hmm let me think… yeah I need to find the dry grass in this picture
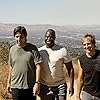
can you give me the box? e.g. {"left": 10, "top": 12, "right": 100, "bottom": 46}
{"left": 0, "top": 58, "right": 79, "bottom": 100}
{"left": 0, "top": 64, "right": 12, "bottom": 100}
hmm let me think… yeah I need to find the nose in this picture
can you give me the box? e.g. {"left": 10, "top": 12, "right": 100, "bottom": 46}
{"left": 47, "top": 37, "right": 51, "bottom": 41}
{"left": 17, "top": 37, "right": 21, "bottom": 41}
{"left": 84, "top": 44, "right": 89, "bottom": 49}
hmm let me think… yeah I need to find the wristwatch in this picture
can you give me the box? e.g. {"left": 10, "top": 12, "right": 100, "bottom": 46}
{"left": 35, "top": 81, "right": 40, "bottom": 84}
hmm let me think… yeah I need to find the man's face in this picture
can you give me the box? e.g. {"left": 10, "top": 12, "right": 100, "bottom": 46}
{"left": 14, "top": 32, "right": 26, "bottom": 47}
{"left": 45, "top": 32, "right": 55, "bottom": 48}
{"left": 82, "top": 38, "right": 95, "bottom": 54}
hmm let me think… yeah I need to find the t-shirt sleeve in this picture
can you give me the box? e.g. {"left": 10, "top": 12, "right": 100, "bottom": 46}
{"left": 32, "top": 47, "right": 43, "bottom": 65}
{"left": 62, "top": 48, "right": 72, "bottom": 63}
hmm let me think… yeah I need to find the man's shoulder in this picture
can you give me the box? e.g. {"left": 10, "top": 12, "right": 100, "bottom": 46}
{"left": 79, "top": 54, "right": 86, "bottom": 59}
{"left": 27, "top": 42, "right": 36, "bottom": 47}
{"left": 96, "top": 49, "right": 100, "bottom": 55}
{"left": 27, "top": 43, "right": 37, "bottom": 50}
{"left": 52, "top": 44, "right": 63, "bottom": 50}
{"left": 38, "top": 45, "right": 46, "bottom": 51}
{"left": 10, "top": 45, "right": 16, "bottom": 50}
{"left": 79, "top": 54, "right": 88, "bottom": 64}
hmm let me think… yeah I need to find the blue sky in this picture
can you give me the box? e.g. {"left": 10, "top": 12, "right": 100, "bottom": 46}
{"left": 0, "top": 0, "right": 100, "bottom": 25}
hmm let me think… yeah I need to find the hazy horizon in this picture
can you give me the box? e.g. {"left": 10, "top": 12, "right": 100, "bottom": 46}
{"left": 0, "top": 0, "right": 100, "bottom": 25}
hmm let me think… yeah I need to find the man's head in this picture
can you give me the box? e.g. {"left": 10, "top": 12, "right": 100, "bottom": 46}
{"left": 81, "top": 33, "right": 96, "bottom": 54}
{"left": 45, "top": 29, "right": 56, "bottom": 48}
{"left": 81, "top": 33, "right": 96, "bottom": 45}
{"left": 13, "top": 26, "right": 27, "bottom": 37}
{"left": 13, "top": 26, "right": 27, "bottom": 47}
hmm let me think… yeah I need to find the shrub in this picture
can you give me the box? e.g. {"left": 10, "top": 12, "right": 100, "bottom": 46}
{"left": 0, "top": 41, "right": 10, "bottom": 64}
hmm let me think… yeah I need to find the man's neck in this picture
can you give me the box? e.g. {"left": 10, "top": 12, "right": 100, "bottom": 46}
{"left": 46, "top": 43, "right": 55, "bottom": 48}
{"left": 86, "top": 49, "right": 96, "bottom": 58}
{"left": 16, "top": 43, "right": 27, "bottom": 48}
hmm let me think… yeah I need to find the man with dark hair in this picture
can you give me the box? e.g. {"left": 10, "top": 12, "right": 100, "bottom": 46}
{"left": 38, "top": 29, "right": 74, "bottom": 100}
{"left": 7, "top": 26, "right": 42, "bottom": 100}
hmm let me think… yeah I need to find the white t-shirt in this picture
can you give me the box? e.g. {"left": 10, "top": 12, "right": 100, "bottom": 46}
{"left": 38, "top": 44, "right": 72, "bottom": 86}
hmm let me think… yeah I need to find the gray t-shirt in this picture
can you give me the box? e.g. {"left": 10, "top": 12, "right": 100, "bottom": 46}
{"left": 9, "top": 43, "right": 42, "bottom": 89}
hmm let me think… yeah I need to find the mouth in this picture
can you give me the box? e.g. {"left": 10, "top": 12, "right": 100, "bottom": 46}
{"left": 18, "top": 42, "right": 21, "bottom": 44}
{"left": 17, "top": 42, "right": 22, "bottom": 45}
{"left": 46, "top": 40, "right": 52, "bottom": 43}
{"left": 85, "top": 48, "right": 91, "bottom": 51}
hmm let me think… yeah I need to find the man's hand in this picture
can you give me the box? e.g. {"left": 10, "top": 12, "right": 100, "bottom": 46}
{"left": 33, "top": 83, "right": 40, "bottom": 96}
{"left": 6, "top": 83, "right": 11, "bottom": 94}
{"left": 69, "top": 87, "right": 74, "bottom": 97}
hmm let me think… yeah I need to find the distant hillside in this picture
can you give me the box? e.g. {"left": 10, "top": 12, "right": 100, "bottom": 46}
{"left": 0, "top": 23, "right": 100, "bottom": 57}
{"left": 0, "top": 23, "right": 100, "bottom": 36}
{"left": 0, "top": 23, "right": 100, "bottom": 42}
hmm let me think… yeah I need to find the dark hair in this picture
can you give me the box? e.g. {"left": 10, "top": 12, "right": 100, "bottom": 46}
{"left": 45, "top": 29, "right": 56, "bottom": 38}
{"left": 13, "top": 26, "right": 27, "bottom": 37}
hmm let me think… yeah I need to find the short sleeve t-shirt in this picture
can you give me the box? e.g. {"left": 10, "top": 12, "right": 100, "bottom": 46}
{"left": 9, "top": 43, "right": 42, "bottom": 89}
{"left": 39, "top": 44, "right": 72, "bottom": 86}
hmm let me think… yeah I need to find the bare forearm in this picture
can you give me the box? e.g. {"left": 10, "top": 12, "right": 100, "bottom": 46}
{"left": 66, "top": 62, "right": 74, "bottom": 88}
{"left": 77, "top": 59, "right": 83, "bottom": 99}
{"left": 36, "top": 64, "right": 41, "bottom": 82}
{"left": 6, "top": 66, "right": 12, "bottom": 93}
{"left": 77, "top": 79, "right": 83, "bottom": 98}
{"left": 7, "top": 66, "right": 12, "bottom": 85}
{"left": 69, "top": 68, "right": 74, "bottom": 88}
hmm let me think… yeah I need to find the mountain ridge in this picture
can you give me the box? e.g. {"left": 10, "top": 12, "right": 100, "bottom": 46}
{"left": 0, "top": 23, "right": 100, "bottom": 34}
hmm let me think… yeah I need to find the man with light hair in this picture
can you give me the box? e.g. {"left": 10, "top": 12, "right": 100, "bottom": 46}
{"left": 77, "top": 33, "right": 100, "bottom": 100}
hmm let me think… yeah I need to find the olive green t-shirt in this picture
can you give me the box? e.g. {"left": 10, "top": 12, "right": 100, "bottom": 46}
{"left": 9, "top": 43, "right": 42, "bottom": 89}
